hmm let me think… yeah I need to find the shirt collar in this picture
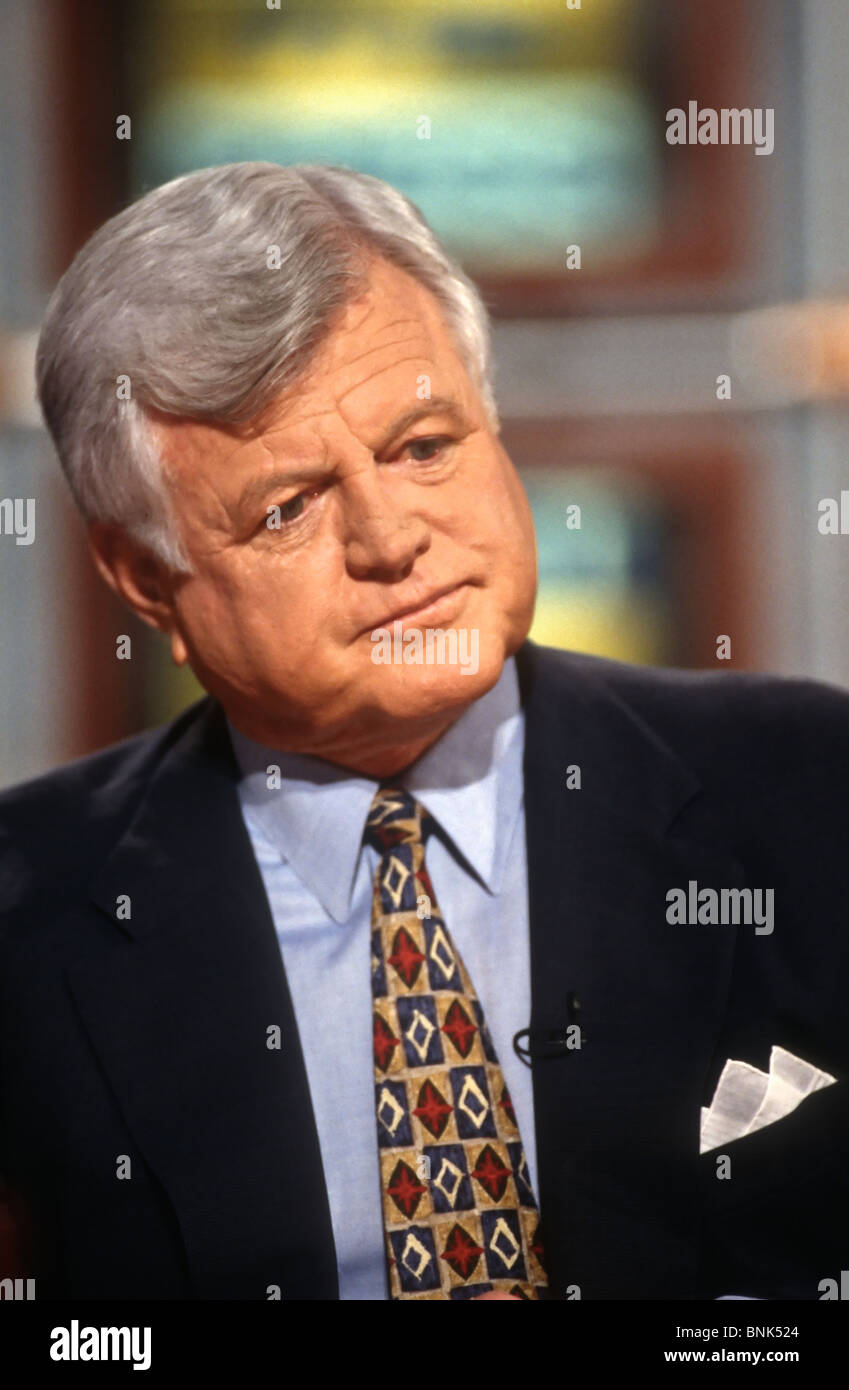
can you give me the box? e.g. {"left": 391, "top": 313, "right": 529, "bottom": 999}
{"left": 226, "top": 657, "right": 525, "bottom": 924}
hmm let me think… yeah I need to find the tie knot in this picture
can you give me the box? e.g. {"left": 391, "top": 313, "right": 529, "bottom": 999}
{"left": 363, "top": 786, "right": 431, "bottom": 853}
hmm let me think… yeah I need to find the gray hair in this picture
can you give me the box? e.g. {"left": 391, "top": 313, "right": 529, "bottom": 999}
{"left": 35, "top": 162, "right": 498, "bottom": 573}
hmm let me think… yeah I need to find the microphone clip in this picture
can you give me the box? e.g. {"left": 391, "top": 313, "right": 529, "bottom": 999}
{"left": 512, "top": 993, "right": 584, "bottom": 1068}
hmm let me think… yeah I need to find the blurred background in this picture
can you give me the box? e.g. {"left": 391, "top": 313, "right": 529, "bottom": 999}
{"left": 2, "top": 0, "right": 849, "bottom": 788}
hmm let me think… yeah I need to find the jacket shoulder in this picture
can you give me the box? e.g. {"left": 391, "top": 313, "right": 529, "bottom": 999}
{"left": 0, "top": 697, "right": 213, "bottom": 905}
{"left": 522, "top": 643, "right": 849, "bottom": 777}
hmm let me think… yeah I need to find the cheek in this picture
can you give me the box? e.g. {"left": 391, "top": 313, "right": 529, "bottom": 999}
{"left": 178, "top": 572, "right": 236, "bottom": 634}
{"left": 175, "top": 578, "right": 256, "bottom": 678}
{"left": 498, "top": 459, "right": 536, "bottom": 554}
{"left": 469, "top": 454, "right": 536, "bottom": 559}
{"left": 178, "top": 553, "right": 342, "bottom": 668}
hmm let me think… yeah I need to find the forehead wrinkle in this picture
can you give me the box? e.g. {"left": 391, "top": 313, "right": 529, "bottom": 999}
{"left": 359, "top": 313, "right": 434, "bottom": 341}
{"left": 341, "top": 287, "right": 423, "bottom": 331}
{"left": 252, "top": 427, "right": 330, "bottom": 472}
{"left": 326, "top": 328, "right": 433, "bottom": 379}
{"left": 251, "top": 329, "right": 433, "bottom": 442}
{"left": 258, "top": 402, "right": 337, "bottom": 439}
{"left": 158, "top": 427, "right": 241, "bottom": 486}
{"left": 336, "top": 354, "right": 439, "bottom": 411}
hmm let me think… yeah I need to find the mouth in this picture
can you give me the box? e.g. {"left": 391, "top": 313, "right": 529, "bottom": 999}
{"left": 362, "top": 582, "right": 472, "bottom": 635}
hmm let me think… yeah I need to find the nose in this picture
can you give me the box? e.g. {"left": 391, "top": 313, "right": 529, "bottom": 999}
{"left": 341, "top": 462, "right": 431, "bottom": 582}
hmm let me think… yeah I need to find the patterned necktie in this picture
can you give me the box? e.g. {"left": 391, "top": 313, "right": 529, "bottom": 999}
{"left": 365, "top": 785, "right": 548, "bottom": 1300}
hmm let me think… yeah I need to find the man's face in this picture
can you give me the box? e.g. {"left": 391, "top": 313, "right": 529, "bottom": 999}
{"left": 147, "top": 256, "right": 538, "bottom": 771}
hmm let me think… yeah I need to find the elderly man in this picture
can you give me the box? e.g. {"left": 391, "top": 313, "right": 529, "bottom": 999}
{"left": 1, "top": 163, "right": 848, "bottom": 1303}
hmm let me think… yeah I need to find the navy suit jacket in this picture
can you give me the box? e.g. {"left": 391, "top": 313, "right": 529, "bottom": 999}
{"left": 1, "top": 641, "right": 848, "bottom": 1299}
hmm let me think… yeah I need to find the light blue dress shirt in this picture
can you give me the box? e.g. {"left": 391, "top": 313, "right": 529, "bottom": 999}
{"left": 227, "top": 657, "right": 537, "bottom": 1300}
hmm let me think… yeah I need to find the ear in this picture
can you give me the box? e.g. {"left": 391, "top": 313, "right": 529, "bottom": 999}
{"left": 87, "top": 521, "right": 190, "bottom": 666}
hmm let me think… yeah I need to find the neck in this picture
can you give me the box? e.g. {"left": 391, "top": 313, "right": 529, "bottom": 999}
{"left": 226, "top": 703, "right": 469, "bottom": 778}
{"left": 324, "top": 731, "right": 448, "bottom": 779}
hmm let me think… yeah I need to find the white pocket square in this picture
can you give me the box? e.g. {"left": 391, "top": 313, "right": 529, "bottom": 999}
{"left": 700, "top": 1045, "right": 836, "bottom": 1153}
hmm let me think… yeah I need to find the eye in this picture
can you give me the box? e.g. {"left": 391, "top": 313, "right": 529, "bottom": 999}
{"left": 261, "top": 491, "right": 310, "bottom": 533}
{"left": 403, "top": 435, "right": 449, "bottom": 462}
{"left": 277, "top": 494, "right": 306, "bottom": 522}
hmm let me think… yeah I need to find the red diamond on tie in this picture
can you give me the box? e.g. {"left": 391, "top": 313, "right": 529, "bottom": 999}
{"left": 386, "top": 1161, "right": 427, "bottom": 1218}
{"left": 471, "top": 1145, "right": 512, "bottom": 1201}
{"left": 387, "top": 927, "right": 425, "bottom": 988}
{"left": 441, "top": 1225, "right": 485, "bottom": 1279}
{"left": 440, "top": 998, "right": 478, "bottom": 1057}
{"left": 412, "top": 1079, "right": 453, "bottom": 1138}
{"left": 373, "top": 1014, "right": 400, "bottom": 1072}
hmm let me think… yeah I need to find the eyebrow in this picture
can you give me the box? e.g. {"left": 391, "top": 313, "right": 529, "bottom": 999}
{"left": 236, "top": 466, "right": 323, "bottom": 517}
{"left": 235, "top": 395, "right": 469, "bottom": 514}
{"left": 375, "top": 396, "right": 467, "bottom": 449}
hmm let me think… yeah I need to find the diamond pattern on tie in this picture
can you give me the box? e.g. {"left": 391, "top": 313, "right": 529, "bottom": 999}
{"left": 364, "top": 785, "right": 548, "bottom": 1300}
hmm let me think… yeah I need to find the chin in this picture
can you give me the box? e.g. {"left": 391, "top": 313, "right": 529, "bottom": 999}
{"left": 364, "top": 635, "right": 506, "bottom": 720}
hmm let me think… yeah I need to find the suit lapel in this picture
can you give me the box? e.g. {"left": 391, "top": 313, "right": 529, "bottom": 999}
{"left": 516, "top": 643, "right": 743, "bottom": 1298}
{"left": 68, "top": 699, "right": 338, "bottom": 1299}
